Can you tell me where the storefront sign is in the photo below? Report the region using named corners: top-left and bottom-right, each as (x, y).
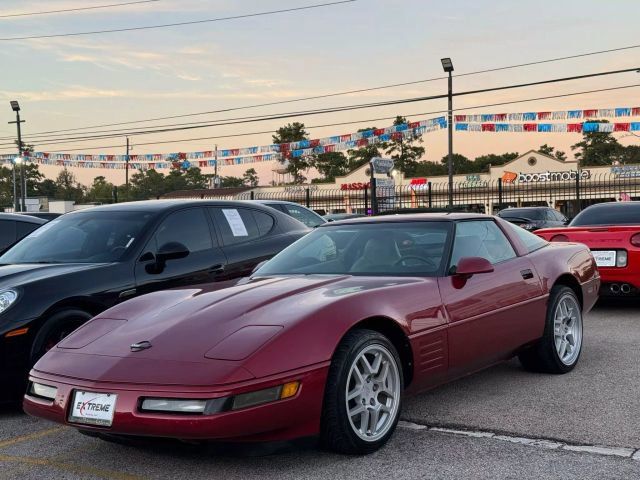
top-left (340, 182), bottom-right (369, 191)
top-left (370, 157), bottom-right (395, 175)
top-left (460, 174), bottom-right (488, 188)
top-left (611, 165), bottom-right (640, 178)
top-left (409, 178), bottom-right (429, 191)
top-left (284, 185), bottom-right (319, 193)
top-left (503, 170), bottom-right (591, 183)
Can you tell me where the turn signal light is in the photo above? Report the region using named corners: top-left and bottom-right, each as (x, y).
top-left (631, 233), bottom-right (640, 247)
top-left (551, 234), bottom-right (569, 242)
top-left (280, 381), bottom-right (300, 399)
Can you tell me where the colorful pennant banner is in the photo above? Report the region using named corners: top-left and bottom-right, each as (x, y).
top-left (455, 121), bottom-right (640, 133)
top-left (453, 107), bottom-right (640, 123)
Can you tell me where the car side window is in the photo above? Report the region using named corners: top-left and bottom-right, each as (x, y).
top-left (16, 221), bottom-right (40, 239)
top-left (252, 210), bottom-right (275, 236)
top-left (546, 210), bottom-right (557, 221)
top-left (449, 220), bottom-right (516, 269)
top-left (152, 208), bottom-right (213, 253)
top-left (210, 207), bottom-right (261, 246)
top-left (0, 220), bottom-right (16, 247)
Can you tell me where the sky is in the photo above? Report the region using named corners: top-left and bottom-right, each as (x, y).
top-left (0, 0), bottom-right (639, 186)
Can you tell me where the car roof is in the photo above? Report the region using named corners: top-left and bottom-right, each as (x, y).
top-left (63, 199), bottom-right (281, 214)
top-left (0, 213), bottom-right (47, 224)
top-left (582, 201), bottom-right (639, 210)
top-left (501, 206), bottom-right (550, 211)
top-left (253, 200), bottom-right (309, 207)
top-left (321, 212), bottom-right (492, 226)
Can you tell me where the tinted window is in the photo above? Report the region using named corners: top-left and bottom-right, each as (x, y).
top-left (16, 221), bottom-right (40, 239)
top-left (280, 204), bottom-right (325, 228)
top-left (569, 203), bottom-right (640, 226)
top-left (152, 208), bottom-right (213, 253)
top-left (499, 208), bottom-right (545, 220)
top-left (1, 212), bottom-right (151, 264)
top-left (0, 220), bottom-right (16, 248)
top-left (502, 221), bottom-right (548, 253)
top-left (253, 210), bottom-right (275, 236)
top-left (257, 222), bottom-right (452, 276)
top-left (450, 220), bottom-right (516, 269)
top-left (211, 208), bottom-right (260, 245)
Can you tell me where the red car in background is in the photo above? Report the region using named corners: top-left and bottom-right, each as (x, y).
top-left (536, 202), bottom-right (640, 296)
top-left (24, 214), bottom-right (599, 454)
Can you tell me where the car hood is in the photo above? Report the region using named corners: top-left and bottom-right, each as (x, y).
top-left (0, 263), bottom-right (110, 289)
top-left (35, 275), bottom-right (433, 385)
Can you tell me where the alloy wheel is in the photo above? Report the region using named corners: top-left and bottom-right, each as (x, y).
top-left (553, 294), bottom-right (582, 366)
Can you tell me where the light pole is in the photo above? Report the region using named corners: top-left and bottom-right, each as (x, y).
top-left (125, 136), bottom-right (130, 195)
top-left (8, 101), bottom-right (25, 212)
top-left (441, 58), bottom-right (454, 208)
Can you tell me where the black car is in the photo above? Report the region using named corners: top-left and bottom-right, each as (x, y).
top-left (22, 212), bottom-right (63, 221)
top-left (0, 213), bottom-right (47, 253)
top-left (324, 213), bottom-right (366, 222)
top-left (254, 200), bottom-right (327, 228)
top-left (497, 207), bottom-right (568, 231)
top-left (0, 200), bottom-right (309, 401)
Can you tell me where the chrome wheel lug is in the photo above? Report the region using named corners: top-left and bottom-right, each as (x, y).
top-left (370, 399), bottom-right (375, 406)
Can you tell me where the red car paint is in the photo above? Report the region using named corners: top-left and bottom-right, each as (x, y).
top-left (24, 214), bottom-right (599, 444)
top-left (536, 225), bottom-right (640, 295)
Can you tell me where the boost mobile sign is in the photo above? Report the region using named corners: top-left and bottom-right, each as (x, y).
top-left (517, 170), bottom-right (591, 183)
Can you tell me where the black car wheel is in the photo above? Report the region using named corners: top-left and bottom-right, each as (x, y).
top-left (30, 309), bottom-right (93, 364)
top-left (320, 329), bottom-right (403, 455)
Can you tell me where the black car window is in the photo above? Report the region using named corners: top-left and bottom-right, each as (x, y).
top-left (252, 210), bottom-right (275, 236)
top-left (211, 207), bottom-right (260, 246)
top-left (16, 221), bottom-right (40, 239)
top-left (152, 208), bottom-right (213, 253)
top-left (0, 211), bottom-right (151, 264)
top-left (555, 211), bottom-right (568, 222)
top-left (499, 208), bottom-right (545, 220)
top-left (570, 203), bottom-right (640, 226)
top-left (450, 220), bottom-right (516, 269)
top-left (0, 220), bottom-right (16, 248)
top-left (502, 221), bottom-right (548, 254)
top-left (545, 210), bottom-right (557, 221)
top-left (281, 204), bottom-right (325, 228)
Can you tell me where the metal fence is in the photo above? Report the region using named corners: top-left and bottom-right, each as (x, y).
top-left (233, 172), bottom-right (640, 216)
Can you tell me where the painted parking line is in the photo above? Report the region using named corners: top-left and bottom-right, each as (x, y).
top-left (0, 426), bottom-right (66, 449)
top-left (0, 454), bottom-right (144, 480)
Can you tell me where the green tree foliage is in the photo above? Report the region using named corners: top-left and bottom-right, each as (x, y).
top-left (128, 169), bottom-right (166, 200)
top-left (312, 152), bottom-right (349, 182)
top-left (346, 127), bottom-right (384, 173)
top-left (473, 152), bottom-right (519, 172)
top-left (219, 176), bottom-right (244, 187)
top-left (538, 144), bottom-right (567, 161)
top-left (85, 176), bottom-right (116, 203)
top-left (383, 116), bottom-right (425, 176)
top-left (242, 168), bottom-right (259, 187)
top-left (571, 120), bottom-right (622, 167)
top-left (54, 169), bottom-right (85, 202)
top-left (273, 122), bottom-right (312, 183)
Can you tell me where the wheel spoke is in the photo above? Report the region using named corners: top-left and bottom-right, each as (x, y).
top-left (359, 408), bottom-right (370, 434)
top-left (347, 385), bottom-right (363, 401)
top-left (558, 339), bottom-right (568, 359)
top-left (349, 404), bottom-right (365, 419)
top-left (369, 408), bottom-right (380, 433)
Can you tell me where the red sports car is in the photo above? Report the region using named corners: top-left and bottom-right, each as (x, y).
top-left (24, 214), bottom-right (599, 454)
top-left (536, 202), bottom-right (640, 296)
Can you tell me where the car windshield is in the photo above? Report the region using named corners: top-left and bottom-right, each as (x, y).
top-left (279, 204), bottom-right (325, 228)
top-left (0, 211), bottom-right (152, 264)
top-left (570, 203), bottom-right (640, 226)
top-left (256, 221), bottom-right (452, 276)
top-left (499, 208), bottom-right (545, 220)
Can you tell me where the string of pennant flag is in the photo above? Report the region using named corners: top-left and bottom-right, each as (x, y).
top-left (0, 106), bottom-right (638, 170)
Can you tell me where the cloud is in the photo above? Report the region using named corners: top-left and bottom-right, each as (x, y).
top-left (176, 74), bottom-right (202, 82)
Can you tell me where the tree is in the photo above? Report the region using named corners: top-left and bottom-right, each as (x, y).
top-left (273, 122), bottom-right (312, 183)
top-left (183, 167), bottom-right (208, 189)
top-left (346, 126), bottom-right (384, 172)
top-left (383, 116), bottom-right (425, 176)
top-left (312, 152), bottom-right (349, 182)
top-left (473, 152), bottom-right (519, 172)
top-left (85, 176), bottom-right (116, 203)
top-left (242, 168), bottom-right (259, 187)
top-left (440, 153), bottom-right (474, 174)
top-left (571, 120), bottom-right (622, 167)
top-left (538, 144), bottom-right (567, 161)
top-left (412, 161), bottom-right (447, 177)
top-left (219, 176), bottom-right (244, 188)
top-left (129, 169), bottom-right (166, 200)
top-left (54, 169), bottom-right (85, 202)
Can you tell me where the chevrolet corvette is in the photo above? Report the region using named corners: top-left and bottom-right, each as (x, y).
top-left (24, 214), bottom-right (599, 454)
top-left (536, 201), bottom-right (640, 296)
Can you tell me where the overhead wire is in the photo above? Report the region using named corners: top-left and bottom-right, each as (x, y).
top-left (0, 0), bottom-right (160, 18)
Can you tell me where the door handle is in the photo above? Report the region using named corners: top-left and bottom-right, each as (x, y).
top-left (208, 264), bottom-right (225, 274)
top-left (520, 269), bottom-right (534, 280)
top-left (119, 288), bottom-right (137, 299)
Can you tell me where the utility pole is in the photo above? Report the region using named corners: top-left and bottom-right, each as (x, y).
top-left (214, 144), bottom-right (218, 189)
top-left (8, 101), bottom-right (25, 212)
top-left (441, 58), bottom-right (455, 208)
top-left (125, 136), bottom-right (130, 196)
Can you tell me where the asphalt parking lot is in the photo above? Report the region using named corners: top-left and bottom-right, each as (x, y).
top-left (1, 301), bottom-right (639, 480)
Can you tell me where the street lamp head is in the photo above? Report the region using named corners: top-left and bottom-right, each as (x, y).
top-left (14, 156), bottom-right (23, 164)
top-left (441, 58), bottom-right (454, 73)
top-left (10, 101), bottom-right (20, 112)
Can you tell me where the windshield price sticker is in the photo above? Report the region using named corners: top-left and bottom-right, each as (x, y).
top-left (69, 390), bottom-right (117, 427)
top-left (222, 209), bottom-right (248, 237)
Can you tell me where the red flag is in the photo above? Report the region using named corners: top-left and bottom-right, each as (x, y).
top-left (633, 107), bottom-right (640, 116)
top-left (524, 123), bottom-right (537, 132)
top-left (494, 113), bottom-right (507, 121)
top-left (614, 123), bottom-right (631, 132)
top-left (537, 112), bottom-right (551, 120)
top-left (454, 115), bottom-right (467, 122)
top-left (374, 129), bottom-right (385, 136)
top-left (583, 109), bottom-right (598, 118)
top-left (481, 123), bottom-right (496, 132)
top-left (567, 123), bottom-right (583, 133)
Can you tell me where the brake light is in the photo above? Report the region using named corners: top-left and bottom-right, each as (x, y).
top-left (631, 233), bottom-right (640, 247)
top-left (551, 234), bottom-right (569, 242)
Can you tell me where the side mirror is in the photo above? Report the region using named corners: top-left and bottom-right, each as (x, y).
top-left (156, 242), bottom-right (190, 262)
top-left (455, 257), bottom-right (494, 278)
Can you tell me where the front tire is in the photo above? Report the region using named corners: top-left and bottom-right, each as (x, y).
top-left (30, 309), bottom-right (93, 365)
top-left (519, 286), bottom-right (583, 374)
top-left (320, 329), bottom-right (403, 454)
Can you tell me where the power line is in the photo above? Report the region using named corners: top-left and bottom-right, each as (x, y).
top-left (4, 66), bottom-right (638, 148)
top-left (0, 0), bottom-right (160, 18)
top-left (0, 0), bottom-right (357, 40)
top-left (4, 83), bottom-right (638, 154)
top-left (11, 42), bottom-right (640, 139)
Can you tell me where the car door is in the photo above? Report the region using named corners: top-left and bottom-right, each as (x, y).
top-left (209, 206), bottom-right (283, 278)
top-left (134, 207), bottom-right (227, 295)
top-left (438, 219), bottom-right (544, 376)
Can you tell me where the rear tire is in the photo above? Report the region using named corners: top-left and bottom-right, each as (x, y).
top-left (519, 286), bottom-right (583, 374)
top-left (30, 309), bottom-right (93, 365)
top-left (320, 329), bottom-right (403, 455)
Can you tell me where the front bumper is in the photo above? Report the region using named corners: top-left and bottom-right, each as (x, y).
top-left (23, 363), bottom-right (329, 442)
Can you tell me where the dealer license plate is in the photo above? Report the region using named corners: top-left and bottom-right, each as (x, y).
top-left (592, 250), bottom-right (616, 267)
top-left (69, 390), bottom-right (117, 427)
